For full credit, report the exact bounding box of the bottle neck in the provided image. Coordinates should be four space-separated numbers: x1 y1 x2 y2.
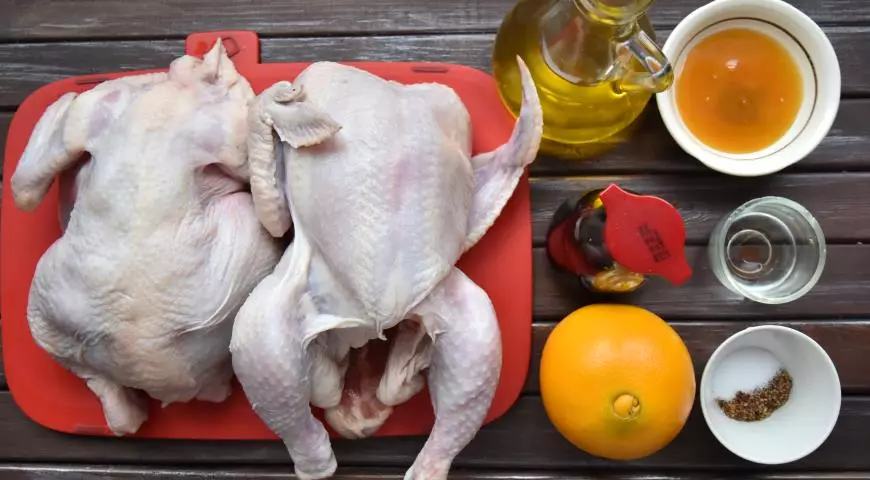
572 0 651 27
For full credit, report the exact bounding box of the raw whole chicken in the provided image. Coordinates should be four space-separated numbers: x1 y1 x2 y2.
10 40 282 435
230 57 543 479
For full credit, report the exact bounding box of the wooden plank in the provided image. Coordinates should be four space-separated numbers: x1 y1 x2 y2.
2 0 867 39
0 392 867 469
527 321 870 394
0 465 867 479
1 26 869 109
533 244 870 320
530 173 870 245
0 113 9 164
0 40 180 108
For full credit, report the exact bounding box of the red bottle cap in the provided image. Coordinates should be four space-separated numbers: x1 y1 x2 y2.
598 184 692 286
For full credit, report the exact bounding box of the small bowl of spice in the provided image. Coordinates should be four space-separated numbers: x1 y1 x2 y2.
700 325 841 464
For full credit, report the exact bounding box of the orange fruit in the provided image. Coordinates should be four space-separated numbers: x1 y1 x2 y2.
539 304 696 460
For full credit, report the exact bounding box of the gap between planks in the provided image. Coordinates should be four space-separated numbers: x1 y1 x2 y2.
532 245 870 320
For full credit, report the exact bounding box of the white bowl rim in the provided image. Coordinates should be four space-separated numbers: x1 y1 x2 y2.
699 324 842 464
656 0 842 177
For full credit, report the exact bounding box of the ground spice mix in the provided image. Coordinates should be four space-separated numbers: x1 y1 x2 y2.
717 368 793 422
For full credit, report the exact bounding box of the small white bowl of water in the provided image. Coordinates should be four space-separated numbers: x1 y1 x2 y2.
700 325 841 464
708 196 826 304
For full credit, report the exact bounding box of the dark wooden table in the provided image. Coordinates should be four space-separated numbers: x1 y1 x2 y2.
2 0 870 478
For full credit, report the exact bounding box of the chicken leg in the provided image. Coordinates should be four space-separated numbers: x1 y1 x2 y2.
231 236 336 480
231 233 365 480
402 268 502 480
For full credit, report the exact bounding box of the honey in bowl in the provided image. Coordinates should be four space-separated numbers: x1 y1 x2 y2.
674 22 809 155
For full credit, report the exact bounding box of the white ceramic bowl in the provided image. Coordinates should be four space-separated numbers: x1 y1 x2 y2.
656 0 841 176
700 325 841 464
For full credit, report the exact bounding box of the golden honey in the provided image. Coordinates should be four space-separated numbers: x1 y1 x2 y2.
674 27 804 154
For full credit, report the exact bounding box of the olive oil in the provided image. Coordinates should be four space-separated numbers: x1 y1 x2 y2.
492 0 669 152
674 26 805 154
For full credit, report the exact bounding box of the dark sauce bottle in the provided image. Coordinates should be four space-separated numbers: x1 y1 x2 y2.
546 184 692 293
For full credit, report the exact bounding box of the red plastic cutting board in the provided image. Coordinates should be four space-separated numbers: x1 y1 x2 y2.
0 31 533 440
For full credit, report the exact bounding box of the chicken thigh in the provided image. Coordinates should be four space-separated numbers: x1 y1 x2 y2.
10 40 282 435
231 57 542 479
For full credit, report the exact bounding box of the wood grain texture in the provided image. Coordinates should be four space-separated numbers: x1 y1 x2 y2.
1 26 868 108
0 40 180 107
0 113 9 164
0 465 868 479
2 0 867 39
530 173 870 244
533 245 870 320
0 392 865 469
527 321 870 394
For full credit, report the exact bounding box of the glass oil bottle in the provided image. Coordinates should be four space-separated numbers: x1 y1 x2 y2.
492 0 674 156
